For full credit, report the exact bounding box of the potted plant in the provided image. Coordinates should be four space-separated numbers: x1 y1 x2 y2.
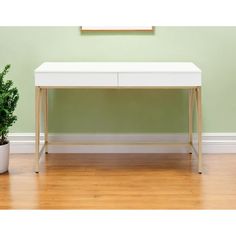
0 65 19 173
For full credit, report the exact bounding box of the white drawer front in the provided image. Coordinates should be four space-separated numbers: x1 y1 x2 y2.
35 72 118 87
118 72 201 87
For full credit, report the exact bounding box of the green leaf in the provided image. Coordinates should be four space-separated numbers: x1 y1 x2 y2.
0 64 19 143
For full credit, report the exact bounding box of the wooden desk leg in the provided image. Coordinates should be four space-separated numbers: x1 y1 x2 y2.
35 87 41 173
44 89 48 154
188 88 194 154
196 87 203 174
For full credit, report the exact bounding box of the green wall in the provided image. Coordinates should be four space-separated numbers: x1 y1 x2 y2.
0 27 236 133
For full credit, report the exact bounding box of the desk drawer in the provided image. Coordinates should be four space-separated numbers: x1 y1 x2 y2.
35 72 118 87
118 72 201 87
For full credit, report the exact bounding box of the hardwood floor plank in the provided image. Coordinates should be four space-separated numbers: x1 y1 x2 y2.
0 153 236 209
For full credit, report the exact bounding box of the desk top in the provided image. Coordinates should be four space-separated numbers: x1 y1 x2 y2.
35 62 201 87
35 62 201 73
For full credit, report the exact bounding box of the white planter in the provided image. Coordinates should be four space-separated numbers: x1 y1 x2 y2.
0 142 10 174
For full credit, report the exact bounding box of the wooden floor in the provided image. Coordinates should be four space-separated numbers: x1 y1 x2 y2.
0 153 236 209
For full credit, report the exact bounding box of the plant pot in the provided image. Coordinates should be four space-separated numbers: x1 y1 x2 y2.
0 142 10 174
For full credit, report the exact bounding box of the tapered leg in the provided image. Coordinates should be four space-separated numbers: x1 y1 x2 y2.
196 87 202 174
44 89 48 154
188 89 194 154
35 87 41 173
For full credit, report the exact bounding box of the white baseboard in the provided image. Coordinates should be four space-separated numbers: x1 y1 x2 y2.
8 133 236 154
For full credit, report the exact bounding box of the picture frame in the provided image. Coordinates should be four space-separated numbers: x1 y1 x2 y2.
80 26 154 32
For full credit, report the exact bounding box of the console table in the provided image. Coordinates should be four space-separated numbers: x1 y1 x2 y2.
34 62 202 173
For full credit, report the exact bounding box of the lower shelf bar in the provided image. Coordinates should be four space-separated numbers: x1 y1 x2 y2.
39 144 46 158
47 141 191 147
192 145 199 156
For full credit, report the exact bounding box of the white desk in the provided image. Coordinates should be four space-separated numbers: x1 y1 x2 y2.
34 62 202 173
